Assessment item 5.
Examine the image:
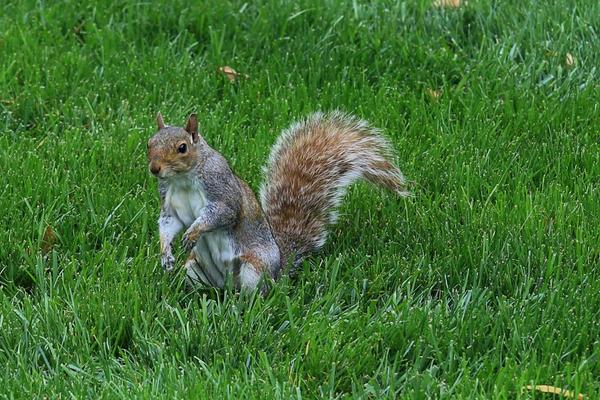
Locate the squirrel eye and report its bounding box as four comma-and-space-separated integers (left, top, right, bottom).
178, 143, 187, 154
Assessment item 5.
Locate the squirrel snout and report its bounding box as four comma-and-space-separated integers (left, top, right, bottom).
149, 163, 161, 176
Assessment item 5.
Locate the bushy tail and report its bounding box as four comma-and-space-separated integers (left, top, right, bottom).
259, 111, 410, 268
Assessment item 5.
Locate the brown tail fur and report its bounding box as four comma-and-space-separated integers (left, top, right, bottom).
260, 111, 410, 269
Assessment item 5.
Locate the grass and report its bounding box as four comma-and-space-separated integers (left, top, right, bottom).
0, 0, 599, 397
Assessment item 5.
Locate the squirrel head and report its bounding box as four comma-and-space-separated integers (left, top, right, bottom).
147, 112, 201, 179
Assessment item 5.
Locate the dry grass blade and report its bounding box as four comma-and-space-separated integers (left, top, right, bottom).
426, 88, 442, 101
524, 385, 585, 399
565, 53, 575, 68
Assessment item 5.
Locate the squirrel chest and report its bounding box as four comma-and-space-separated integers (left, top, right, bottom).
164, 179, 207, 226
165, 179, 236, 285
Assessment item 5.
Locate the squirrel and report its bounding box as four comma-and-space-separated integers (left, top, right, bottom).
147, 111, 410, 292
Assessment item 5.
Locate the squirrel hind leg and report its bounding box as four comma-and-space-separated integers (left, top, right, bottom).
184, 250, 228, 289
237, 254, 272, 293
184, 255, 212, 289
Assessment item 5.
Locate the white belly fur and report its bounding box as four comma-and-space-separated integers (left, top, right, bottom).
166, 179, 237, 288
165, 181, 207, 227
193, 232, 235, 287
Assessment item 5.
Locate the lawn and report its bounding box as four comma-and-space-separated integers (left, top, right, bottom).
0, 0, 599, 398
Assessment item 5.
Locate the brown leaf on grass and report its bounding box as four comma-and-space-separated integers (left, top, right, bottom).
433, 0, 463, 8
565, 53, 575, 68
524, 385, 585, 399
41, 225, 57, 254
218, 66, 248, 82
218, 66, 238, 81
426, 88, 442, 101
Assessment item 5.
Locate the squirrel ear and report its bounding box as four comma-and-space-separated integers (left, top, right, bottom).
156, 112, 166, 130
185, 113, 199, 143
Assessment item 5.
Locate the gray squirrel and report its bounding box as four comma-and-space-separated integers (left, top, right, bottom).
147, 111, 410, 291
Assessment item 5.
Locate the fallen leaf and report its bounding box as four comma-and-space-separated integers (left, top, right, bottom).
41, 225, 57, 254
426, 88, 442, 101
524, 385, 585, 399
218, 66, 248, 82
565, 53, 575, 68
433, 0, 462, 8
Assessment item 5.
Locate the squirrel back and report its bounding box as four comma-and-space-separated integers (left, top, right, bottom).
260, 111, 410, 269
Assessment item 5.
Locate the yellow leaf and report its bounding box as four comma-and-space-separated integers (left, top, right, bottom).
524, 385, 585, 399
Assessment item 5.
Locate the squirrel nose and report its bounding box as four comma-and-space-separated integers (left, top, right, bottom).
150, 163, 161, 175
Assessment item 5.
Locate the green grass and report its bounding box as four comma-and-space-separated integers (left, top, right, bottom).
1, 0, 599, 398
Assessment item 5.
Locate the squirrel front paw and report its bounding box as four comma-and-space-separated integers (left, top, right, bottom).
182, 225, 202, 251
161, 253, 175, 272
